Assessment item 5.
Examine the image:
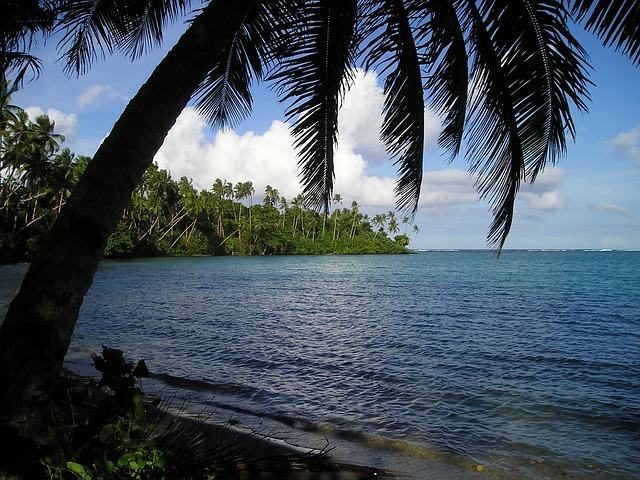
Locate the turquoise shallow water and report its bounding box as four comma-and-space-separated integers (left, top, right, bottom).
2, 250, 639, 478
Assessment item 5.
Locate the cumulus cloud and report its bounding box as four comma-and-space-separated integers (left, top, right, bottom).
154, 109, 300, 197
24, 106, 78, 138
337, 69, 386, 162
77, 85, 128, 110
154, 69, 447, 211
609, 124, 640, 166
337, 69, 442, 163
519, 168, 569, 211
420, 169, 478, 208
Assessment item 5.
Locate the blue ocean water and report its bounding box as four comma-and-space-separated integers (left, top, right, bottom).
2, 251, 639, 478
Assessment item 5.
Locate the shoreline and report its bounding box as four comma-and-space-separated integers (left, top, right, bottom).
151, 403, 500, 480
62, 349, 500, 480
65, 347, 510, 480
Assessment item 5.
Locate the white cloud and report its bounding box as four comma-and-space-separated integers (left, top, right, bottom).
154, 70, 450, 212
519, 168, 568, 211
24, 106, 78, 138
523, 191, 567, 211
337, 69, 442, 163
609, 124, 640, 166
420, 169, 478, 208
154, 109, 300, 197
589, 202, 631, 215
77, 85, 128, 110
337, 69, 386, 162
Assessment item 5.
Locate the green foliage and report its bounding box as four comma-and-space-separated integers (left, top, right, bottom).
1, 95, 419, 260
39, 347, 168, 480
104, 222, 135, 257
1, 94, 90, 261
103, 171, 419, 258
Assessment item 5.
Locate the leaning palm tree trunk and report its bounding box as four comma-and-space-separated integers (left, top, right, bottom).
0, 0, 260, 471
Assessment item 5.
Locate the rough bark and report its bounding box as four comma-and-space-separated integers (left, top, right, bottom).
0, 0, 260, 475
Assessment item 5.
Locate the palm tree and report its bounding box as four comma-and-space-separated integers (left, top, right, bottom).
332, 192, 342, 241
0, 0, 56, 88
372, 213, 386, 237
387, 211, 399, 236
263, 184, 280, 207
279, 195, 288, 227
1, 0, 638, 467
349, 200, 360, 239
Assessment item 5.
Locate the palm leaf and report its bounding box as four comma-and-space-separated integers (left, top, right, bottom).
361, 0, 425, 215
572, 0, 640, 65
465, 0, 591, 251
193, 17, 263, 129
269, 0, 358, 212
1, 0, 55, 85
419, 0, 469, 161
55, 0, 191, 76
56, 0, 124, 76
194, 0, 303, 129
116, 0, 192, 60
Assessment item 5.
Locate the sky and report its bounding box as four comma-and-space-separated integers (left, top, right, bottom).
11, 14, 640, 251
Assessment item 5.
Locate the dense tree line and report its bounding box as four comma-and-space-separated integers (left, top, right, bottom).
1, 94, 416, 261
107, 166, 418, 257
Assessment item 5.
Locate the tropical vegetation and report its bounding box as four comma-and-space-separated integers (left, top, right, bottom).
0, 96, 414, 261
1, 1, 638, 477
0, 82, 91, 261
107, 169, 415, 256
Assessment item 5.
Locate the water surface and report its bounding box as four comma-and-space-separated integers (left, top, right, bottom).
2, 251, 639, 478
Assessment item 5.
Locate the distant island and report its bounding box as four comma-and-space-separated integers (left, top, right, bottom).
102, 165, 418, 258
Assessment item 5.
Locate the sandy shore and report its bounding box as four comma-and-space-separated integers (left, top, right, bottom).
61, 350, 502, 479
150, 406, 498, 479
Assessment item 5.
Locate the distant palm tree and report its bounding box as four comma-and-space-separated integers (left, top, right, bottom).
263, 184, 280, 207
279, 196, 288, 227
387, 213, 399, 236
1, 0, 639, 461
349, 200, 359, 239
332, 193, 343, 241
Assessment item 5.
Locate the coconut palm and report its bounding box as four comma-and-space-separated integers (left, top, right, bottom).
372, 213, 387, 237
0, 0, 638, 469
263, 184, 280, 207
0, 0, 57, 88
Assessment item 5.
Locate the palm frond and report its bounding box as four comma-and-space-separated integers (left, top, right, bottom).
0, 52, 44, 87
269, 0, 358, 212
419, 0, 469, 161
117, 0, 192, 60
464, 0, 591, 252
361, 0, 425, 215
193, 23, 262, 129
572, 0, 640, 65
194, 0, 303, 129
56, 0, 123, 76
55, 0, 191, 76
0, 0, 56, 85
464, 1, 525, 252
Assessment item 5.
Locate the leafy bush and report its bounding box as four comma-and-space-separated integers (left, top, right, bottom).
40, 347, 168, 479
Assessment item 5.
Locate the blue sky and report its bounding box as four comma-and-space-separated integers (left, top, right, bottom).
11, 15, 640, 250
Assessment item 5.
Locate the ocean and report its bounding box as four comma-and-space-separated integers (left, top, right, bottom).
1, 250, 639, 479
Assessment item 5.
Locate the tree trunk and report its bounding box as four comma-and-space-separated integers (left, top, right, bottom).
0, 0, 259, 474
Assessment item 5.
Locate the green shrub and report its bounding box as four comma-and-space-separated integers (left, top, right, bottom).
40, 347, 168, 479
